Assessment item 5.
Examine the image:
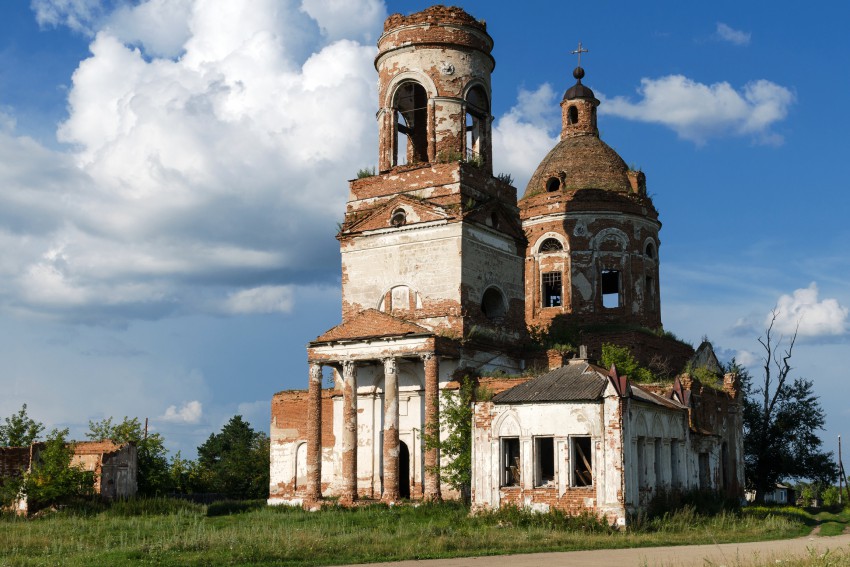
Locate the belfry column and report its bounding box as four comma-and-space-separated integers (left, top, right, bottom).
381, 357, 400, 502
423, 352, 441, 501
342, 360, 358, 502
306, 362, 322, 500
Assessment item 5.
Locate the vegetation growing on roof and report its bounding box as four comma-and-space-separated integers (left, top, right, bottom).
600, 343, 654, 383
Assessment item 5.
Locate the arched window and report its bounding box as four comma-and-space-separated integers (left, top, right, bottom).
645, 241, 656, 259
393, 81, 428, 166
546, 177, 560, 192
465, 86, 489, 163
567, 105, 578, 125
538, 238, 563, 253
481, 287, 507, 320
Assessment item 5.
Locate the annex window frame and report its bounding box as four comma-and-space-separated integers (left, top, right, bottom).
501, 437, 521, 487
534, 437, 555, 487
541, 271, 562, 308
571, 436, 593, 487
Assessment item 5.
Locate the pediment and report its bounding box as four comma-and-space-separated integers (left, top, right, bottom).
346, 195, 449, 233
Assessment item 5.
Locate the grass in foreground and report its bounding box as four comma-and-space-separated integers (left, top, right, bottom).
0, 499, 841, 567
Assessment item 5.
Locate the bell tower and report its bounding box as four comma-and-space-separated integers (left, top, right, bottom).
376, 7, 494, 173
336, 6, 526, 364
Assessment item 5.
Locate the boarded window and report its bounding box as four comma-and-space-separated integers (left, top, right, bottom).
654, 439, 663, 487
601, 269, 620, 308
535, 437, 555, 486
542, 271, 562, 307
572, 436, 593, 487
699, 452, 710, 490
670, 439, 680, 488
502, 438, 520, 487
637, 437, 646, 488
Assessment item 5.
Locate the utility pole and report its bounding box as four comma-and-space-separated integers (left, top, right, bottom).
840, 435, 847, 505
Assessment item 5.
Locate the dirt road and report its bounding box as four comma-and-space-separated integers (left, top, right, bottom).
340, 533, 850, 567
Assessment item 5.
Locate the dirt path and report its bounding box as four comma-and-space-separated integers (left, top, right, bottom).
340, 533, 850, 567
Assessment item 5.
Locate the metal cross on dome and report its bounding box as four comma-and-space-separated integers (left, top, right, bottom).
571, 42, 588, 67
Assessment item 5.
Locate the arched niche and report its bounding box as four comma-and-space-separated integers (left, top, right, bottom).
481, 286, 507, 321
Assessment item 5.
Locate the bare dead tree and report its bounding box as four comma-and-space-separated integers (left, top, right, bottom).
743, 309, 837, 502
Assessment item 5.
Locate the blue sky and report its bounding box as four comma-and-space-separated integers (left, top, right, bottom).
0, 0, 847, 462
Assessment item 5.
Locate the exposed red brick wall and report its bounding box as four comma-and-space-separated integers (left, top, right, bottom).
272, 389, 336, 448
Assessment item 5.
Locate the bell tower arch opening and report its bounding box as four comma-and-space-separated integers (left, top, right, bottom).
465, 84, 491, 165
392, 81, 429, 166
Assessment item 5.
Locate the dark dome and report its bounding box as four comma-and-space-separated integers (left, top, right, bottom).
563, 82, 597, 101
522, 135, 631, 199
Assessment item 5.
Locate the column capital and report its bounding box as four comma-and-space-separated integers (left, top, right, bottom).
383, 357, 397, 374
421, 351, 436, 362
309, 362, 323, 382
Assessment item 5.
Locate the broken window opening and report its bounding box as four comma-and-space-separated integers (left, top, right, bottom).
501, 437, 521, 487
481, 287, 507, 321
393, 82, 428, 167
572, 436, 592, 487
535, 437, 555, 487
538, 238, 563, 253
567, 105, 578, 125
546, 177, 560, 192
465, 86, 489, 163
601, 269, 620, 308
541, 271, 562, 308
645, 242, 656, 259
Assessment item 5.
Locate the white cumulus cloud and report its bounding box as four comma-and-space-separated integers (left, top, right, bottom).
2, 0, 383, 325
492, 84, 560, 192
161, 400, 203, 424
771, 283, 848, 338
715, 23, 751, 46
602, 75, 794, 145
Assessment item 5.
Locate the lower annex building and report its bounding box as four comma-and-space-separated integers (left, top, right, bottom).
268, 5, 744, 526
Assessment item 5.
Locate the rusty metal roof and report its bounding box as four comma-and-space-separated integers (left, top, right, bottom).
492, 362, 608, 403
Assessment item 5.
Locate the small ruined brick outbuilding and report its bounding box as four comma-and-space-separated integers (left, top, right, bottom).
269, 5, 744, 525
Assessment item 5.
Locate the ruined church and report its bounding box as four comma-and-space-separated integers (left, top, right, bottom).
269, 6, 744, 525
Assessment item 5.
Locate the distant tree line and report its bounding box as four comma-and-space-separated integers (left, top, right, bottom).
0, 407, 269, 512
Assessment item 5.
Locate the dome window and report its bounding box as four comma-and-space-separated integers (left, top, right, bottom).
390, 208, 407, 227
567, 105, 578, 125
538, 238, 563, 253
546, 177, 560, 192
481, 287, 507, 320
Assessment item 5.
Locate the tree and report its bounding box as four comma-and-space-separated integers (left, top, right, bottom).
22, 428, 94, 512
0, 404, 44, 447
196, 415, 269, 499
424, 376, 475, 503
86, 416, 171, 496
742, 311, 838, 503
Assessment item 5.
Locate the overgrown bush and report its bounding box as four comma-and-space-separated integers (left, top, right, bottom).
478, 504, 612, 533
24, 429, 95, 513
600, 343, 654, 382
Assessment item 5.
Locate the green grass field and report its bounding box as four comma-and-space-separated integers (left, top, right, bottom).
0, 500, 844, 567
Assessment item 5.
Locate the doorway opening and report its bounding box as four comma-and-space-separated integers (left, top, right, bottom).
399, 441, 411, 499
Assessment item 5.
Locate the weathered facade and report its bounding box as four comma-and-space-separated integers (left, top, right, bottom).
0, 440, 137, 514
269, 5, 744, 522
